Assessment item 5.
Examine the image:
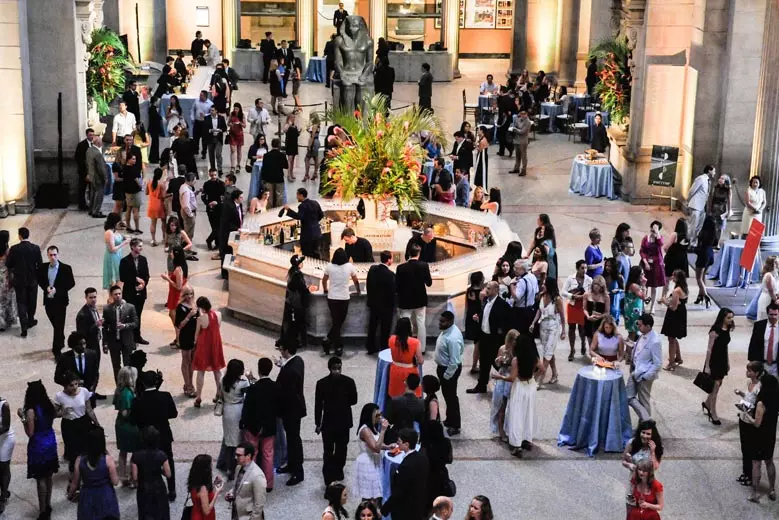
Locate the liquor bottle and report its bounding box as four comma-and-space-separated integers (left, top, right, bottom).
280, 226, 285, 245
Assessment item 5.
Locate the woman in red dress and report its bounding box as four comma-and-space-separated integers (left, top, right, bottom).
161, 247, 188, 348
192, 297, 226, 408
186, 454, 223, 520
387, 317, 424, 398
627, 459, 664, 520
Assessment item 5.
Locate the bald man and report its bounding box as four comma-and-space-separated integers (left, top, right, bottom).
431, 496, 453, 520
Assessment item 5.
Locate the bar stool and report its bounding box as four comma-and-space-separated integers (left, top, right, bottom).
463, 90, 478, 124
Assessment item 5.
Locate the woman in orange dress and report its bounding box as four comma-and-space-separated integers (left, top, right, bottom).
387, 317, 424, 398
192, 296, 226, 408
161, 247, 187, 348
145, 167, 167, 246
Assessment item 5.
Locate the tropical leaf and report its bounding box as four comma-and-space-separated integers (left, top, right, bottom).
86, 27, 131, 116
588, 36, 632, 125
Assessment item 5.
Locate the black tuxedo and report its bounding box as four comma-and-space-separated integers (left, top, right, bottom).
748, 320, 778, 369
76, 303, 103, 367
119, 253, 150, 340
395, 259, 432, 310
6, 240, 42, 333
450, 140, 474, 173
315, 373, 357, 484
385, 392, 425, 445
131, 388, 179, 493
259, 38, 276, 83
333, 8, 348, 29
476, 296, 512, 389
366, 263, 395, 352
219, 200, 243, 278
37, 261, 75, 357
74, 138, 91, 209
191, 37, 205, 59
277, 355, 305, 478
54, 349, 99, 392
240, 377, 278, 438
380, 450, 430, 520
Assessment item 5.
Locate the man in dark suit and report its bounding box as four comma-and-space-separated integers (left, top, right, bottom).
366, 250, 395, 354
219, 188, 244, 279
323, 34, 336, 87
333, 3, 348, 30
374, 57, 395, 111
119, 238, 150, 345
748, 303, 779, 379
37, 245, 75, 359
276, 342, 306, 486
204, 106, 227, 174
314, 357, 358, 486
6, 227, 42, 337
75, 287, 104, 388
222, 58, 239, 91
102, 285, 138, 382
259, 32, 276, 83
240, 357, 278, 491
282, 188, 324, 259
418, 63, 433, 112
74, 128, 95, 211
191, 30, 205, 60
385, 373, 425, 429
396, 243, 433, 353
275, 41, 294, 94
380, 428, 429, 520
54, 332, 99, 403
122, 81, 141, 124
404, 226, 437, 263
132, 370, 179, 501
201, 168, 226, 251
85, 133, 108, 218
468, 281, 512, 393
449, 131, 473, 175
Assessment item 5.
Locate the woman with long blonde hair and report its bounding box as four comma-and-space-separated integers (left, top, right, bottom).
490, 330, 518, 442
583, 275, 610, 346
757, 255, 779, 321
113, 366, 139, 487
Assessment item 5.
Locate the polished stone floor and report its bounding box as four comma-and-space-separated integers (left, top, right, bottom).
1, 59, 777, 519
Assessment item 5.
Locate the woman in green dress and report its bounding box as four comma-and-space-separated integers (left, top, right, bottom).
102, 213, 129, 295
113, 367, 140, 487
623, 265, 647, 357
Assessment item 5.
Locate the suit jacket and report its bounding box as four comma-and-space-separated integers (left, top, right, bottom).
374, 65, 395, 96
219, 201, 243, 247
381, 450, 430, 520
85, 145, 107, 185
386, 392, 425, 429
259, 38, 276, 59
54, 349, 99, 391
333, 8, 348, 28
748, 319, 773, 363
283, 198, 323, 243
171, 136, 197, 174
323, 40, 335, 63
367, 263, 396, 309
119, 254, 150, 302
76, 304, 102, 352
395, 259, 432, 310
191, 38, 205, 58
131, 388, 178, 445
418, 71, 433, 98
6, 241, 42, 288
122, 90, 141, 122
225, 66, 240, 90
240, 377, 278, 437
233, 461, 267, 520
275, 47, 294, 68
276, 355, 306, 419
479, 296, 512, 338
204, 114, 228, 144
450, 140, 473, 171
102, 300, 138, 348
261, 149, 287, 183
74, 138, 91, 177
37, 262, 75, 307
314, 374, 357, 433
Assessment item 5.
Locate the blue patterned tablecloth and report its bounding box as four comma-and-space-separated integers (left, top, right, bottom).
306, 57, 327, 83
586, 111, 610, 142
374, 349, 423, 413
569, 158, 616, 199
558, 365, 632, 457
707, 239, 762, 288
541, 102, 562, 132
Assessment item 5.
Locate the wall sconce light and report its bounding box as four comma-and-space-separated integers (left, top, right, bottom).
196, 7, 210, 27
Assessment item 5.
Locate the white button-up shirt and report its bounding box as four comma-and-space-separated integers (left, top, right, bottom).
179, 184, 197, 217
763, 322, 779, 377
687, 173, 710, 211
191, 98, 213, 122
512, 273, 538, 308
112, 111, 137, 138
247, 106, 270, 136
481, 296, 496, 334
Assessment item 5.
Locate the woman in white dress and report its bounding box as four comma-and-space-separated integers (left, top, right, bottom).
492, 332, 542, 458
740, 176, 767, 238
166, 95, 184, 136
529, 277, 566, 386
353, 404, 394, 506
217, 359, 251, 480
757, 256, 779, 321
0, 396, 16, 513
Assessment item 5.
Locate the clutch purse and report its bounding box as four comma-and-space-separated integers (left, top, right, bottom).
213, 400, 224, 417
693, 369, 714, 394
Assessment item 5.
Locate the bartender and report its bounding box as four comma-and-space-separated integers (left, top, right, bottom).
342, 228, 374, 263
405, 226, 437, 263
282, 187, 324, 259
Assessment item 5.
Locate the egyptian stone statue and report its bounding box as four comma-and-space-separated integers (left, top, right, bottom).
333, 15, 374, 110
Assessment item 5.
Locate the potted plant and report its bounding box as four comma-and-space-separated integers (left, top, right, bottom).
588, 36, 632, 128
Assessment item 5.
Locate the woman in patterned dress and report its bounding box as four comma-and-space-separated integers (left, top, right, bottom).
353, 404, 394, 507
0, 231, 17, 331
639, 220, 665, 315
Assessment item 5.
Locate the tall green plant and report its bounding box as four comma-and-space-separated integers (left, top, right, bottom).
86, 27, 130, 116
319, 95, 445, 216
588, 36, 632, 125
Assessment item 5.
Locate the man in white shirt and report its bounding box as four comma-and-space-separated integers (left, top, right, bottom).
111, 101, 137, 146
748, 303, 779, 379
479, 74, 499, 95
190, 90, 214, 159
247, 98, 270, 141
510, 260, 538, 334
179, 173, 198, 241
687, 164, 716, 246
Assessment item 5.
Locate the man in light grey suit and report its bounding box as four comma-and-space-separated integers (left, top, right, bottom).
510, 110, 532, 177
627, 313, 662, 421
226, 442, 267, 520
85, 133, 108, 218
102, 284, 138, 382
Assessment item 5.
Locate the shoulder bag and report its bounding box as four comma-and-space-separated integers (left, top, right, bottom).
180, 493, 193, 520
693, 362, 714, 394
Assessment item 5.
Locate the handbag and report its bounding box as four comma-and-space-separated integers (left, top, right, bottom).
214, 399, 224, 417
693, 364, 715, 394
443, 477, 457, 497
245, 157, 253, 173
181, 493, 193, 520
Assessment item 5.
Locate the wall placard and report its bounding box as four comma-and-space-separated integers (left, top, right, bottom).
465, 0, 496, 28
496, 0, 513, 29
435, 0, 465, 29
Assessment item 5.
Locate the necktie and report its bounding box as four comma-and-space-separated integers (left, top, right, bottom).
116, 305, 121, 340
768, 325, 775, 365
77, 355, 84, 375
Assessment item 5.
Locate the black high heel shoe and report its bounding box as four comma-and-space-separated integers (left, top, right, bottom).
694, 295, 704, 305
702, 402, 711, 417
705, 295, 712, 309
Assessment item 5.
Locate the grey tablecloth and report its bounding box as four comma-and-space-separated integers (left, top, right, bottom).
541, 102, 562, 132
569, 158, 616, 199
306, 57, 327, 82
707, 239, 762, 288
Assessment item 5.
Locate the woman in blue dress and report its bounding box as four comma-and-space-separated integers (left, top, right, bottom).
604, 257, 624, 323
102, 213, 129, 295
20, 380, 59, 520
69, 428, 120, 520
491, 330, 518, 442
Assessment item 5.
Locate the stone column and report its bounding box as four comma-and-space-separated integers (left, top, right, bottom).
574, 0, 616, 89
442, 0, 460, 77
102, 0, 119, 31
750, 0, 779, 235
509, 0, 528, 72
557, 0, 580, 84
525, 0, 559, 73
297, 0, 314, 61
369, 0, 386, 43
222, 0, 238, 62
74, 0, 94, 128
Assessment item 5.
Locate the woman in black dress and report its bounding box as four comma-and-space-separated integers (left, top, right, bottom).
284, 114, 300, 181
421, 421, 452, 508
736, 361, 764, 487
660, 269, 688, 371
708, 173, 732, 245
583, 275, 610, 343
473, 126, 490, 189
174, 285, 198, 398
694, 216, 718, 309
279, 254, 310, 349
662, 217, 689, 301
702, 307, 734, 425
744, 372, 778, 503
465, 271, 485, 374
131, 426, 171, 520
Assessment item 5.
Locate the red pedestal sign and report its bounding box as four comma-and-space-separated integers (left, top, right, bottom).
740, 219, 765, 272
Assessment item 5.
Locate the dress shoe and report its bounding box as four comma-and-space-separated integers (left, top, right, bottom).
93, 393, 107, 400
93, 213, 106, 219
20, 330, 28, 338
29, 320, 38, 328
286, 475, 304, 486
466, 386, 487, 394
136, 338, 150, 345
446, 427, 461, 436
521, 440, 533, 451
276, 465, 290, 474
266, 487, 273, 493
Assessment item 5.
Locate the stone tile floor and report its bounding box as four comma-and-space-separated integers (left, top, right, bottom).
0, 59, 776, 518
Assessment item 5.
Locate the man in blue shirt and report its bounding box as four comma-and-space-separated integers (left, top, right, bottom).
37, 245, 75, 360
627, 313, 662, 421
454, 168, 470, 207
434, 310, 465, 435
616, 237, 634, 283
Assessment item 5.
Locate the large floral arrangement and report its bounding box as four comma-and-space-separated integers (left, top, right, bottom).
86, 27, 130, 116
321, 95, 445, 215
589, 37, 632, 125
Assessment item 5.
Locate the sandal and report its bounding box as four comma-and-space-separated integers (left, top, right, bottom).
769, 490, 776, 501
193, 398, 202, 408
748, 493, 760, 503
549, 375, 559, 385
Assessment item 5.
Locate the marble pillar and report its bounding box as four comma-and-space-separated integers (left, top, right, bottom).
368, 0, 386, 43
510, 0, 528, 72
574, 0, 616, 89
442, 0, 460, 76
222, 0, 238, 62
557, 0, 580, 85
297, 0, 314, 63
526, 0, 560, 73
750, 0, 779, 235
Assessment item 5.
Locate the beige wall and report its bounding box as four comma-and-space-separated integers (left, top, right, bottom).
167, 0, 223, 51
460, 28, 512, 54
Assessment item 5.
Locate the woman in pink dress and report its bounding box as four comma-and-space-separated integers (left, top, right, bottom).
640, 220, 666, 315
192, 297, 226, 408
226, 103, 246, 175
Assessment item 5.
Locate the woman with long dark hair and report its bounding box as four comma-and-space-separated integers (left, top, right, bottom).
623, 265, 647, 348
422, 374, 441, 426
354, 500, 379, 519
131, 426, 171, 520
353, 404, 392, 506
291, 57, 304, 113
662, 217, 689, 301
639, 220, 665, 314
164, 214, 195, 260
161, 246, 188, 348
217, 359, 251, 480
175, 284, 198, 397
694, 216, 718, 308
227, 102, 246, 175
146, 167, 167, 246
187, 454, 224, 520
464, 495, 494, 520
19, 380, 58, 518
708, 172, 732, 244
603, 257, 624, 322
0, 230, 17, 331
702, 308, 734, 425
322, 248, 361, 356
68, 427, 120, 520
133, 123, 152, 168
562, 259, 592, 360
473, 125, 490, 189
322, 482, 349, 520
465, 271, 486, 373
496, 333, 541, 457
660, 269, 688, 371
192, 297, 226, 408
423, 421, 453, 508
166, 95, 184, 136
530, 277, 565, 385
55, 372, 101, 481
387, 317, 423, 398
280, 254, 311, 350
744, 372, 779, 503
103, 213, 129, 295
622, 419, 663, 473
611, 222, 631, 257
736, 361, 764, 487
